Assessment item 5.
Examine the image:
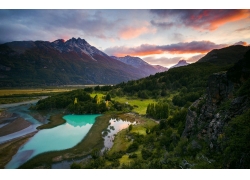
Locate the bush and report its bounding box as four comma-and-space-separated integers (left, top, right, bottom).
70, 162, 81, 169
141, 148, 152, 160
128, 153, 138, 158
127, 142, 139, 153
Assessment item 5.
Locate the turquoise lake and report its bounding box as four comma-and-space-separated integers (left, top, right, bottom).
5, 114, 100, 169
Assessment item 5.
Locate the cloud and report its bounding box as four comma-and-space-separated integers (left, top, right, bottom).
233, 41, 249, 46
118, 26, 153, 39
104, 40, 227, 56
0, 10, 123, 43
187, 54, 205, 63
171, 33, 184, 41
150, 9, 250, 31
235, 26, 250, 32
150, 20, 174, 29
143, 56, 183, 67
142, 53, 205, 68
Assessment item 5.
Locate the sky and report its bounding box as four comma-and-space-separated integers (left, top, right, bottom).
1, 6, 250, 68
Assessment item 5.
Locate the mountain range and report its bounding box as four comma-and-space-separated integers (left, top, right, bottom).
0, 38, 167, 87
170, 60, 189, 69
110, 55, 168, 75
1, 37, 249, 88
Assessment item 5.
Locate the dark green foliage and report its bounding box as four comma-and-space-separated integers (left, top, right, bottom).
91, 148, 101, 159
106, 151, 125, 161
167, 109, 187, 130
172, 92, 200, 107
128, 153, 138, 158
112, 101, 134, 112
227, 49, 250, 84
127, 142, 139, 153
94, 85, 101, 91
159, 120, 167, 130
146, 102, 169, 120
83, 87, 94, 93
128, 124, 133, 132
116, 60, 233, 99
100, 85, 113, 91
82, 157, 106, 169
105, 93, 111, 101
32, 89, 134, 114
237, 78, 250, 97
222, 109, 250, 168
141, 148, 152, 160
70, 162, 82, 169
138, 90, 149, 99
111, 159, 120, 167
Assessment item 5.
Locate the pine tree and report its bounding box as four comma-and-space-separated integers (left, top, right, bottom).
105, 94, 111, 101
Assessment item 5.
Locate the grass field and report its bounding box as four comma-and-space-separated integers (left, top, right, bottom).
90, 93, 157, 115
0, 88, 73, 96
113, 97, 157, 115
0, 88, 76, 104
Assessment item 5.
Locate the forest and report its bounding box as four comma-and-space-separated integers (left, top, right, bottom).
30, 49, 250, 169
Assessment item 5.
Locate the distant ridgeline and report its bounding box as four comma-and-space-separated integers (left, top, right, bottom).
0, 38, 167, 87
32, 89, 133, 114
113, 45, 250, 107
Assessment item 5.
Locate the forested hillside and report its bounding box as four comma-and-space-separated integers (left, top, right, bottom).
29, 45, 250, 169
74, 47, 250, 169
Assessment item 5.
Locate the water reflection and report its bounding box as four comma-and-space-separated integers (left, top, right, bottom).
102, 118, 136, 151
65, 115, 97, 127
5, 114, 100, 169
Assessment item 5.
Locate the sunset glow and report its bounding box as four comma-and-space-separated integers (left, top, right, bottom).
0, 9, 250, 68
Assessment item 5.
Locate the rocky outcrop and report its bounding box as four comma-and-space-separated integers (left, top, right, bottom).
182, 71, 250, 150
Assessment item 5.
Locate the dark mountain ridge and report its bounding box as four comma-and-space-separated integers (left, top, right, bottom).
0, 38, 153, 87
198, 45, 250, 65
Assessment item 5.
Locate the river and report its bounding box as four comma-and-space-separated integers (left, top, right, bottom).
1, 99, 136, 169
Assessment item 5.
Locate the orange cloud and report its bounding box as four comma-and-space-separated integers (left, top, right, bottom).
234, 41, 249, 46
114, 50, 161, 57
119, 26, 153, 39
105, 41, 228, 57
150, 10, 250, 31
205, 10, 250, 31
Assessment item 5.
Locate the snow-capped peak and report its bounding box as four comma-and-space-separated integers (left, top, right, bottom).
111, 55, 150, 68
51, 37, 108, 60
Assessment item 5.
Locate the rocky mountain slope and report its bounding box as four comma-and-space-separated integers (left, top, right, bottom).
152, 65, 168, 72
182, 49, 250, 168
0, 38, 152, 87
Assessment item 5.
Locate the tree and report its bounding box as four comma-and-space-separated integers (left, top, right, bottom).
74, 97, 78, 105
105, 94, 111, 101
128, 124, 133, 132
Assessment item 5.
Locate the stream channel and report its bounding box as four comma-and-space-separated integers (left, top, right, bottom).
1, 100, 135, 169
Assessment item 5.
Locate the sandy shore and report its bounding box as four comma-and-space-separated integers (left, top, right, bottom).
0, 117, 32, 137
0, 132, 36, 168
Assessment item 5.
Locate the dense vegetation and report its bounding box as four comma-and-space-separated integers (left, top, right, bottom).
70, 49, 250, 169
20, 46, 250, 169
32, 89, 133, 114
146, 102, 169, 119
